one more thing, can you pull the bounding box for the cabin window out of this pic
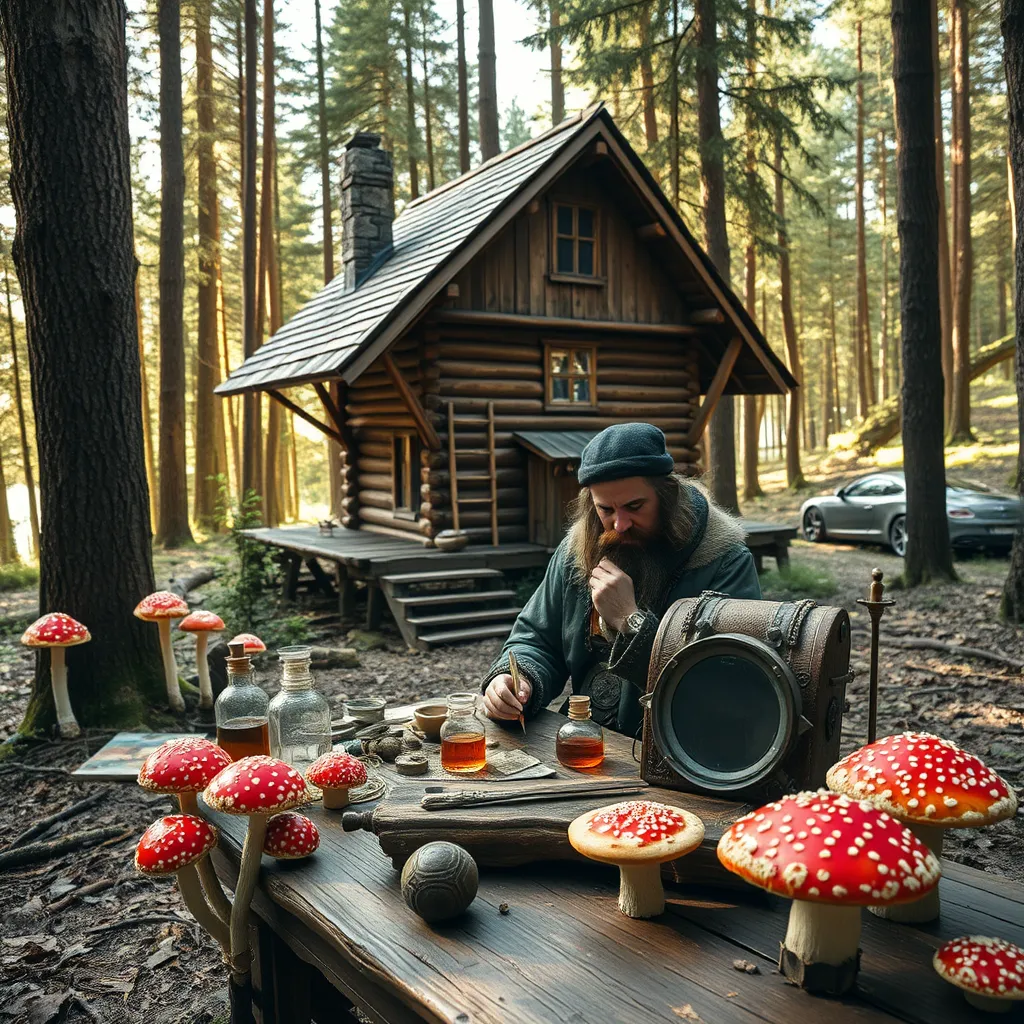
[552,203,599,279]
[545,344,597,408]
[392,433,420,518]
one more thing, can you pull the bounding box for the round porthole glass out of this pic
[648,633,802,793]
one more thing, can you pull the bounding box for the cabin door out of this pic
[527,455,579,547]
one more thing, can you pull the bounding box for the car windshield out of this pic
[946,478,992,495]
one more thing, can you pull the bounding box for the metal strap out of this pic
[694,594,730,638]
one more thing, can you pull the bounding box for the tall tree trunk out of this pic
[194,0,225,531]
[402,3,419,199]
[156,0,192,547]
[695,0,738,513]
[639,2,658,146]
[134,271,158,533]
[855,20,875,418]
[1001,0,1024,618]
[421,17,435,192]
[878,127,890,403]
[0,442,16,563]
[4,255,40,556]
[670,0,680,206]
[456,0,470,172]
[948,0,973,442]
[315,0,334,282]
[217,264,240,496]
[478,0,500,159]
[892,0,955,586]
[550,0,564,124]
[932,0,954,426]
[0,0,166,731]
[241,0,260,502]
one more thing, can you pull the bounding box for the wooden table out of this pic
[741,520,797,572]
[204,713,1024,1024]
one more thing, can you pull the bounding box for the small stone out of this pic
[498,902,510,915]
[403,733,422,750]
[732,959,760,975]
[486,739,500,749]
[369,736,403,762]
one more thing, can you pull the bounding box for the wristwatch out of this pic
[621,610,647,637]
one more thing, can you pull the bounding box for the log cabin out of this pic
[217,104,795,649]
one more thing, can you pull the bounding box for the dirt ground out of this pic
[1,377,1022,1023]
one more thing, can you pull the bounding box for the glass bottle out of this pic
[268,646,332,775]
[556,695,605,769]
[440,692,487,773]
[215,641,271,761]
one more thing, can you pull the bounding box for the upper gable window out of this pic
[553,203,599,279]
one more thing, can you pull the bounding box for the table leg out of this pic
[776,543,790,571]
[255,918,312,1024]
[752,551,764,573]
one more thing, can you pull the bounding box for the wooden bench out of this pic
[742,520,797,572]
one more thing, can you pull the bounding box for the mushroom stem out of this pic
[783,900,861,970]
[176,861,231,961]
[869,826,943,923]
[228,814,269,978]
[158,618,186,712]
[195,633,214,710]
[963,991,1013,1014]
[48,646,80,739]
[178,792,233,928]
[322,786,351,810]
[617,862,665,919]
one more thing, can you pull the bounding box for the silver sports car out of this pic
[799,471,1022,556]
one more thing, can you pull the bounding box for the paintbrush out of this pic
[508,650,527,738]
[422,780,648,811]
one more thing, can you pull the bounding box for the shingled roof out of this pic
[218,105,794,396]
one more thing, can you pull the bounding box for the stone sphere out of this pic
[400,842,479,924]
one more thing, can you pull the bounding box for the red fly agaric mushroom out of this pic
[135,591,190,712]
[134,814,230,961]
[20,613,90,738]
[717,790,941,995]
[263,812,320,860]
[137,737,233,925]
[203,756,308,984]
[933,936,1024,1013]
[230,633,266,656]
[179,611,225,712]
[826,732,1017,922]
[306,751,367,810]
[567,799,705,918]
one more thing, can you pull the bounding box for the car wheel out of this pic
[889,515,907,557]
[802,507,827,543]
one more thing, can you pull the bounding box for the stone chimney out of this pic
[340,131,394,291]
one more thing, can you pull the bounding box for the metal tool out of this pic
[508,649,527,739]
[421,779,648,811]
[856,568,895,743]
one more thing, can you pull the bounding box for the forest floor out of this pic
[1,374,1022,1023]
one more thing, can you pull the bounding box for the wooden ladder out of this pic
[447,400,499,546]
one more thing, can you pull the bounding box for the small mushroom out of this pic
[178,611,225,712]
[230,633,267,656]
[263,812,320,860]
[20,613,90,738]
[826,732,1017,922]
[567,799,705,919]
[134,814,230,961]
[306,751,368,810]
[716,790,941,996]
[135,591,190,712]
[933,936,1024,1013]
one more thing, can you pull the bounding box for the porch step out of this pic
[417,622,516,647]
[381,568,502,586]
[392,589,515,608]
[406,605,522,627]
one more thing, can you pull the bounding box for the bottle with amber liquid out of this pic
[215,641,270,761]
[556,695,605,769]
[440,692,487,773]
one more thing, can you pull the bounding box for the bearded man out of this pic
[482,422,760,736]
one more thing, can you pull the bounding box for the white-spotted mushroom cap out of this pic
[306,751,367,792]
[135,814,218,875]
[934,936,1024,1003]
[179,610,225,634]
[230,633,266,654]
[134,591,189,621]
[716,790,942,906]
[203,755,308,815]
[567,800,705,865]
[21,613,91,648]
[826,732,1018,828]
[263,812,320,859]
[138,737,232,795]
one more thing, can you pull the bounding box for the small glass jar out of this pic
[268,646,332,775]
[215,642,271,761]
[556,695,605,769]
[440,692,487,773]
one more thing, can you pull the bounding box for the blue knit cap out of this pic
[576,422,675,486]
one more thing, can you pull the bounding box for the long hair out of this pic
[564,473,698,586]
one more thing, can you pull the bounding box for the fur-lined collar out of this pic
[684,483,748,569]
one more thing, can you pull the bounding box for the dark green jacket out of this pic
[484,487,761,737]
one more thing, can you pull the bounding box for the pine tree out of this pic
[478,0,500,158]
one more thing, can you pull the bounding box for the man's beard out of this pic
[595,527,673,613]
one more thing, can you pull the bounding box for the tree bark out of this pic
[217,264,240,496]
[241,0,260,502]
[134,270,158,533]
[156,0,192,547]
[932,0,954,426]
[1001,0,1024,619]
[639,2,658,146]
[855,20,875,418]
[878,126,889,403]
[695,0,738,513]
[891,0,955,586]
[456,0,470,172]
[947,0,973,442]
[0,0,166,731]
[314,0,334,285]
[421,16,435,192]
[402,2,419,199]
[550,0,564,124]
[478,0,500,160]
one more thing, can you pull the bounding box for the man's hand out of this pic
[483,672,532,721]
[589,558,638,634]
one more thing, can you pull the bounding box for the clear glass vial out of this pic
[215,641,271,761]
[440,692,488,773]
[268,645,332,775]
[556,695,605,769]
